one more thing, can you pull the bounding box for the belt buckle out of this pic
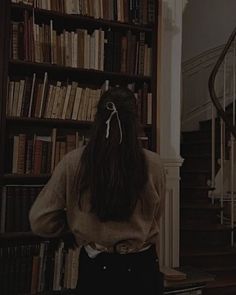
[113,240,133,254]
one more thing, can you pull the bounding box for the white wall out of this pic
[182,0,236,62]
[181,0,236,131]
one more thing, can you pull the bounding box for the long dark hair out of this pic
[77,86,148,222]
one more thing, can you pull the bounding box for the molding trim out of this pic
[182,44,225,74]
[162,157,184,167]
[182,0,189,11]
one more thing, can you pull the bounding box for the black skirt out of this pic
[76,244,164,295]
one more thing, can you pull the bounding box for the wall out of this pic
[182,0,236,62]
[181,0,236,131]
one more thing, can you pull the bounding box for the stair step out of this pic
[181,224,232,231]
[181,203,221,210]
[180,186,214,199]
[182,130,220,142]
[181,185,214,190]
[180,204,222,225]
[181,169,211,175]
[180,247,236,269]
[205,266,236,273]
[181,141,221,156]
[181,170,212,186]
[181,245,236,256]
[205,273,236,289]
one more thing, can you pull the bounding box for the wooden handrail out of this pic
[208,27,236,138]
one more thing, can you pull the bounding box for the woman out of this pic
[29,86,166,294]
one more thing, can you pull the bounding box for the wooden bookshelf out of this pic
[0,0,159,293]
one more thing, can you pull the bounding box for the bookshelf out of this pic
[0,0,158,293]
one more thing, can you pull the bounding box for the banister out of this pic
[208,27,236,138]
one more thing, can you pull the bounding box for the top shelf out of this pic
[11,3,155,32]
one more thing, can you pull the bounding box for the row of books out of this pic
[7,74,102,121]
[6,76,152,124]
[0,185,42,233]
[7,129,150,175]
[11,17,152,75]
[6,130,87,175]
[0,240,80,294]
[12,0,155,25]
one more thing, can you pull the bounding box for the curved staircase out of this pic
[180,26,236,295]
[181,123,236,295]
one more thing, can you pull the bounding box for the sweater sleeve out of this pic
[29,156,69,237]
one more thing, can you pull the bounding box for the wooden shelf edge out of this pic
[11,3,154,32]
[9,60,152,81]
[0,231,37,239]
[6,116,93,128]
[6,116,153,130]
[3,173,51,185]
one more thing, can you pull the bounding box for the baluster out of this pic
[230,41,236,246]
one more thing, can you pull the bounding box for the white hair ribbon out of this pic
[105,102,123,144]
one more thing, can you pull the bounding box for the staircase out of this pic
[180,27,236,295]
[180,120,236,295]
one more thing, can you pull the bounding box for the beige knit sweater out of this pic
[29,147,166,254]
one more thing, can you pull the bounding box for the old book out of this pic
[50,128,57,172]
[66,134,76,153]
[17,133,26,174]
[43,84,53,118]
[28,73,36,117]
[56,85,67,118]
[51,81,62,118]
[120,36,127,73]
[12,80,20,116]
[39,72,48,118]
[65,81,78,119]
[25,137,34,174]
[54,141,61,168]
[7,81,15,116]
[59,141,66,161]
[34,82,43,117]
[46,84,57,118]
[77,29,85,68]
[33,137,43,174]
[147,93,152,124]
[71,86,83,120]
[70,248,80,289]
[12,135,19,174]
[138,32,145,75]
[0,187,7,233]
[21,77,33,117]
[31,256,40,294]
[99,29,105,71]
[61,84,72,119]
[5,186,15,232]
[84,31,90,69]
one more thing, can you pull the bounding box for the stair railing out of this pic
[209,28,236,247]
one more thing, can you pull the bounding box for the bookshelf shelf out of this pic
[9,60,152,82]
[0,231,36,239]
[11,3,154,33]
[3,173,51,184]
[6,116,93,128]
[6,116,153,130]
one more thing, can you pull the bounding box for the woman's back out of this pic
[29,86,166,295]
